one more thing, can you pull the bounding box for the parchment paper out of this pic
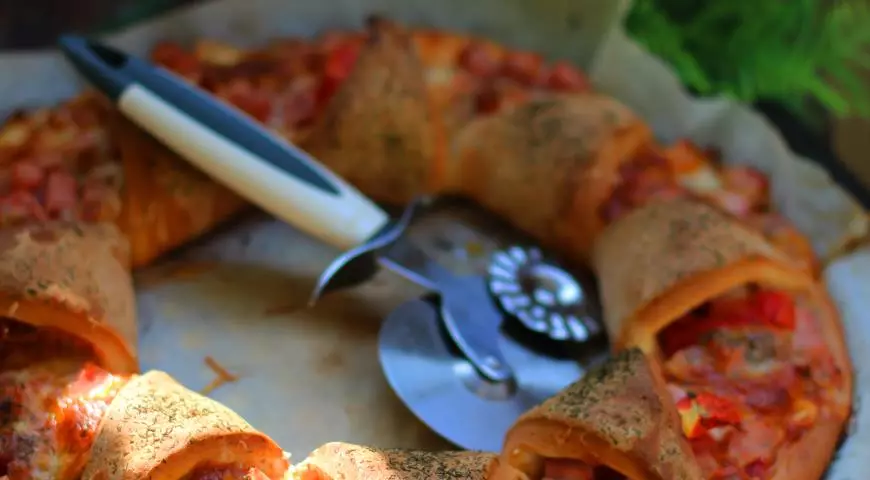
[1,0,868,475]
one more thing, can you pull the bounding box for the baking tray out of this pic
[1,0,869,476]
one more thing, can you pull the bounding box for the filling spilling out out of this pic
[599,141,815,271]
[656,286,845,479]
[0,318,131,480]
[0,319,272,480]
[151,28,591,141]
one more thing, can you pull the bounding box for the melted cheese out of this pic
[677,165,723,193]
[1,357,130,480]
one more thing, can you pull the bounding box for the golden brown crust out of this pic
[301,17,436,205]
[111,112,250,269]
[81,370,289,480]
[770,419,844,480]
[451,93,652,264]
[0,222,137,373]
[290,442,498,480]
[496,348,702,480]
[591,198,813,351]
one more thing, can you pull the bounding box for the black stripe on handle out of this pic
[58,35,341,196]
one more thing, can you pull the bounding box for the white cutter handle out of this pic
[118,84,389,251]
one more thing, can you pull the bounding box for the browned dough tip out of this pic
[0,221,137,373]
[81,370,289,480]
[499,348,702,480]
[290,442,498,480]
[450,93,651,262]
[300,18,434,205]
[111,112,249,269]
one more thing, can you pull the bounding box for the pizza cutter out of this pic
[59,36,608,450]
[366,201,608,451]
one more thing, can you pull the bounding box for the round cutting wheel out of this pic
[487,246,602,342]
[377,298,599,452]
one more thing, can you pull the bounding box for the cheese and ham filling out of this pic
[541,459,624,480]
[0,95,124,227]
[153,28,591,145]
[656,287,844,479]
[184,463,272,480]
[1,318,132,480]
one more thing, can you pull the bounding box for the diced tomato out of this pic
[44,171,78,216]
[220,82,274,123]
[676,391,741,439]
[151,42,202,80]
[545,62,590,91]
[500,51,543,85]
[324,39,362,82]
[10,163,44,190]
[458,42,501,77]
[752,290,796,330]
[315,39,362,108]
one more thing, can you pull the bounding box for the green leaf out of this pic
[624,0,870,122]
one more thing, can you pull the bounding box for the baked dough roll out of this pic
[111,111,251,269]
[451,93,652,263]
[300,17,437,206]
[0,221,137,373]
[289,442,498,480]
[591,198,852,479]
[81,370,290,480]
[493,348,702,480]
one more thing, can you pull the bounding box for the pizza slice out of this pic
[0,93,249,269]
[591,198,851,479]
[494,348,702,480]
[0,222,137,480]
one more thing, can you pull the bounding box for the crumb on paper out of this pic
[262,302,304,316]
[200,355,240,396]
[136,261,217,288]
[315,349,345,375]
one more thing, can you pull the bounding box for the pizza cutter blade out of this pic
[378,295,609,452]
